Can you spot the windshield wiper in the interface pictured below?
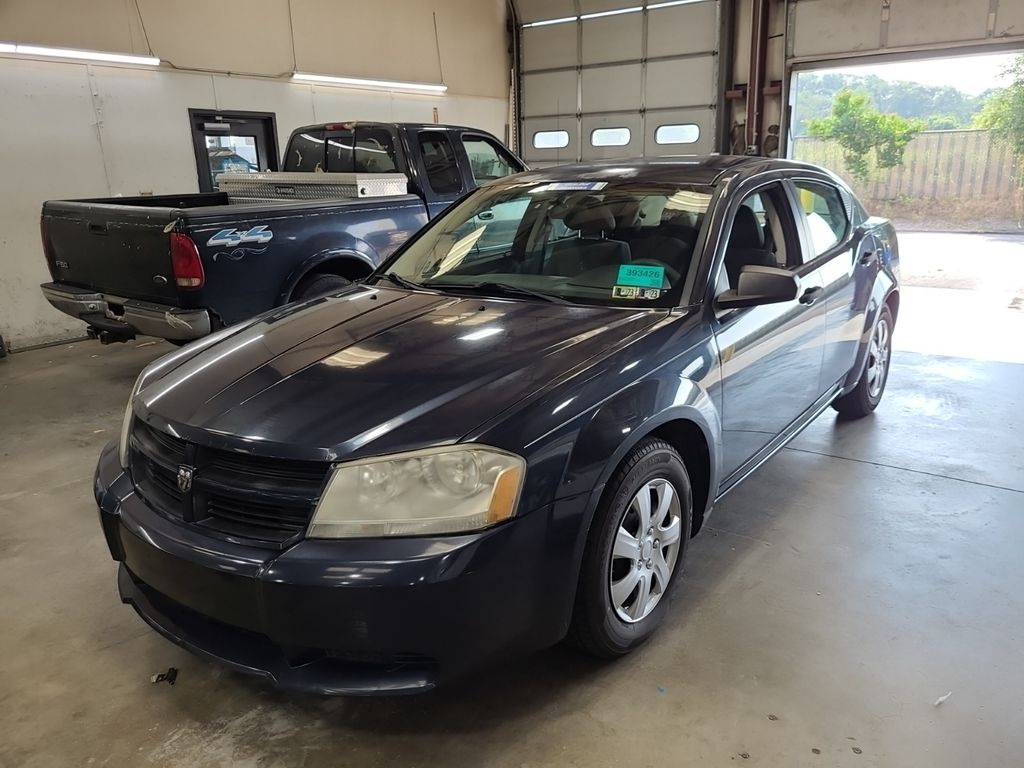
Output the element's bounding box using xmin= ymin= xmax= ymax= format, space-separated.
xmin=428 ymin=281 xmax=573 ymax=305
xmin=380 ymin=272 xmax=424 ymax=290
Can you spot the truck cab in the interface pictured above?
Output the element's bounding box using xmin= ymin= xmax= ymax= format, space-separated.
xmin=283 ymin=122 xmax=524 ymax=218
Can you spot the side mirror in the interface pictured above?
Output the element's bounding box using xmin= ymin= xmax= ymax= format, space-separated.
xmin=716 ymin=265 xmax=801 ymax=309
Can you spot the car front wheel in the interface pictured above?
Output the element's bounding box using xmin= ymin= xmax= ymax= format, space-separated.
xmin=567 ymin=438 xmax=692 ymax=658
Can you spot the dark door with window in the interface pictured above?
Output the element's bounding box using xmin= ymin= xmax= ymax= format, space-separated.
xmin=711 ymin=181 xmax=827 ymax=483
xmin=189 ymin=110 xmax=279 ymax=193
xmin=416 ymin=130 xmax=466 ymax=218
xmin=788 ymin=178 xmax=866 ymax=394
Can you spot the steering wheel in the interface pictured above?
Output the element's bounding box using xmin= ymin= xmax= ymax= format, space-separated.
xmin=630 ymin=259 xmax=683 ymax=285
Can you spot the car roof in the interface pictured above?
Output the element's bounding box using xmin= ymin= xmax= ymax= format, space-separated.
xmin=288 ymin=121 xmax=482 ymax=135
xmin=506 ymin=156 xmax=829 ymax=187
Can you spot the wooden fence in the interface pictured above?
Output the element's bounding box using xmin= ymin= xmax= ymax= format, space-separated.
xmin=791 ymin=130 xmax=1019 ymax=202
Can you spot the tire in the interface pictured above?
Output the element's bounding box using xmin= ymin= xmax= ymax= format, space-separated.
xmin=567 ymin=438 xmax=692 ymax=658
xmin=292 ymin=273 xmax=352 ymax=301
xmin=832 ymin=305 xmax=894 ymax=419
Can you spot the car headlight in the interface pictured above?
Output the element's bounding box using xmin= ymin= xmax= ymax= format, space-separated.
xmin=117 ymin=372 xmax=146 ymax=468
xmin=308 ymin=445 xmax=526 ymax=538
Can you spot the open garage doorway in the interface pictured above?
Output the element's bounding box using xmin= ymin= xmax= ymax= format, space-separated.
xmin=789 ymin=52 xmax=1024 ymax=366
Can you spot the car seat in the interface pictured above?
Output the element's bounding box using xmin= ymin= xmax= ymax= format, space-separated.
xmin=543 ymin=199 xmax=631 ymax=276
xmin=724 ymin=205 xmax=775 ymax=286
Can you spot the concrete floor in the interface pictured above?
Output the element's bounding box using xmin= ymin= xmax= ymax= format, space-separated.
xmin=1 ymin=233 xmax=1022 ymax=767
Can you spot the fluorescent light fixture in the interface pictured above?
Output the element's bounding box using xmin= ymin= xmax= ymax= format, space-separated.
xmin=292 ymin=72 xmax=447 ymax=93
xmin=523 ymin=0 xmax=707 ymax=26
xmin=521 ymin=15 xmax=578 ymax=28
xmin=6 ymin=43 xmax=159 ymax=65
xmin=580 ymin=6 xmax=643 ymax=20
xmin=647 ymin=0 xmax=707 ymax=8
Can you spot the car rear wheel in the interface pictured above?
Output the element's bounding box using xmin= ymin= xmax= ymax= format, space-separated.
xmin=833 ymin=305 xmax=893 ymax=419
xmin=566 ymin=438 xmax=692 ymax=658
xmin=293 ymin=273 xmax=352 ymax=301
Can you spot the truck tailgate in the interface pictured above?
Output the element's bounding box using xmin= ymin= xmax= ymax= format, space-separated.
xmin=42 ymin=201 xmax=181 ymax=304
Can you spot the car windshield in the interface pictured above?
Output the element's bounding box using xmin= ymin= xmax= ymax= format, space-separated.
xmin=379 ymin=179 xmax=714 ymax=307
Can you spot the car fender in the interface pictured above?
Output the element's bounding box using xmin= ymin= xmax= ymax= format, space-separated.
xmin=559 ymin=367 xmax=721 ymax=557
xmin=278 ymin=241 xmax=379 ymax=304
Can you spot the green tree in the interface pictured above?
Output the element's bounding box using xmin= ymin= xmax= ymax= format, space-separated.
xmin=974 ymin=55 xmax=1024 ymax=161
xmin=808 ymin=90 xmax=925 ymax=182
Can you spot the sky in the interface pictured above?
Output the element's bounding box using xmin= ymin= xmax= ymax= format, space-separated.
xmin=821 ymin=52 xmax=1016 ymax=95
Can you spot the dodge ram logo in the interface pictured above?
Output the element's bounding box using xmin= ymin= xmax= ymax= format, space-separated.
xmin=176 ymin=465 xmax=195 ymax=493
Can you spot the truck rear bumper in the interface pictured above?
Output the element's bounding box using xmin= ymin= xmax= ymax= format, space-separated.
xmin=40 ymin=282 xmax=211 ymax=342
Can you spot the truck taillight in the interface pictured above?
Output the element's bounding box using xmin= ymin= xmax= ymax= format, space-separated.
xmin=170 ymin=233 xmax=204 ymax=289
xmin=40 ymin=218 xmax=53 ymax=261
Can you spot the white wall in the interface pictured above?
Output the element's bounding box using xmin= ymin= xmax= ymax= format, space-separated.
xmin=0 ymin=0 xmax=511 ymax=348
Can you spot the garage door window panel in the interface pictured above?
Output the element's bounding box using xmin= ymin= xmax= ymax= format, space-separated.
xmin=655 ymin=124 xmax=700 ymax=145
xmin=534 ymin=130 xmax=571 ymax=149
xmin=591 ymin=127 xmax=631 ymax=147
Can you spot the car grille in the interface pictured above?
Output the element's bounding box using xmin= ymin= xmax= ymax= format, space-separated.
xmin=130 ymin=419 xmax=331 ymax=547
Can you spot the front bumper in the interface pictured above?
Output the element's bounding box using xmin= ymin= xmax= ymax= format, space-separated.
xmin=41 ymin=282 xmax=211 ymax=342
xmin=94 ymin=443 xmax=588 ymax=694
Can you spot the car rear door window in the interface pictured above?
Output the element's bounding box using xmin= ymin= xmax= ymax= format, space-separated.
xmin=418 ymin=131 xmax=464 ymax=195
xmin=285 ymin=130 xmax=325 ymax=172
xmin=463 ymin=134 xmax=519 ymax=183
xmin=793 ymin=181 xmax=848 ymax=256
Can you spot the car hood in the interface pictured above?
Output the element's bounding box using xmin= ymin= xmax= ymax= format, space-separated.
xmin=137 ymin=286 xmax=663 ymax=461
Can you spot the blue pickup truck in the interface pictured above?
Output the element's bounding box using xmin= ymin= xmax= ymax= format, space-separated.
xmin=39 ymin=122 xmax=524 ymax=343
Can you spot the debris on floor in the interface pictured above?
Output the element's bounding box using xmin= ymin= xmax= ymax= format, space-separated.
xmin=767 ymin=713 xmax=778 ymax=721
xmin=852 ymin=746 xmax=863 ymax=755
xmin=150 ymin=667 xmax=178 ymax=686
xmin=934 ymin=691 xmax=953 ymax=706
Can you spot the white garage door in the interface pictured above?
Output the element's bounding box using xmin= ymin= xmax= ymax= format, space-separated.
xmin=788 ymin=0 xmax=1024 ymax=66
xmin=514 ymin=1 xmax=720 ymax=166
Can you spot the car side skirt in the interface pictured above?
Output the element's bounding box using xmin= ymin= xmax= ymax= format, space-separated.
xmin=714 ymin=380 xmax=842 ymax=501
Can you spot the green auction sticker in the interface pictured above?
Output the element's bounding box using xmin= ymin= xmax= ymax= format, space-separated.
xmin=617 ymin=264 xmax=665 ymax=289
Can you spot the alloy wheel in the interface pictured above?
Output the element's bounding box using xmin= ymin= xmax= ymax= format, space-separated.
xmin=866 ymin=316 xmax=891 ymax=399
xmin=608 ymin=478 xmax=683 ymax=623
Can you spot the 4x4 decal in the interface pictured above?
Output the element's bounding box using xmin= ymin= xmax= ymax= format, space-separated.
xmin=207 ymin=225 xmax=274 ymax=247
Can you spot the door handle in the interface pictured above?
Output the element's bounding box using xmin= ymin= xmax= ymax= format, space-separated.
xmin=859 ymin=249 xmax=878 ymax=266
xmin=799 ymin=286 xmax=823 ymax=305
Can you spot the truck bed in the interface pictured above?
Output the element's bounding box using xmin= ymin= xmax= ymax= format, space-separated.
xmin=41 ymin=192 xmax=424 ymax=303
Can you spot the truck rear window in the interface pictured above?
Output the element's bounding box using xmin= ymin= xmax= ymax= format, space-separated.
xmin=285 ymin=130 xmax=326 ymax=172
xmin=354 ymin=127 xmax=399 ymax=173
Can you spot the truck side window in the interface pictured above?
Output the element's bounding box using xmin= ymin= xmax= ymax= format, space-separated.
xmin=354 ymin=127 xmax=399 ymax=173
xmin=463 ymin=135 xmax=519 ymax=183
xmin=285 ymin=130 xmax=325 ymax=172
xmin=326 ymin=131 xmax=354 ymax=173
xmin=418 ymin=132 xmax=463 ymax=195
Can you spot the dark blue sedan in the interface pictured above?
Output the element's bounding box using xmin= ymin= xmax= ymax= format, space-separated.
xmin=94 ymin=156 xmax=900 ymax=694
